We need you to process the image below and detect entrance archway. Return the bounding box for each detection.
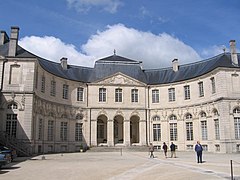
[130,115,140,144]
[97,115,107,145]
[114,115,124,144]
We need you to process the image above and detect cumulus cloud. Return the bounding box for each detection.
[200,45,228,58]
[66,0,123,13]
[19,24,203,69]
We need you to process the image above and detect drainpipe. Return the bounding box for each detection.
[0,58,8,92]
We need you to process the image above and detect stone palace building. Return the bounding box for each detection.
[0,27,240,155]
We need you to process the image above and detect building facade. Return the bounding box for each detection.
[0,27,240,154]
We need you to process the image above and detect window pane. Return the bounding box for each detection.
[152,90,159,103]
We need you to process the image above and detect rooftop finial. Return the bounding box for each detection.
[114,49,116,55]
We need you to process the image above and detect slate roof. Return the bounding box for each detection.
[0,43,239,85]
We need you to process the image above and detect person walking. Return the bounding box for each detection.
[149,143,154,158]
[195,141,203,163]
[170,142,176,158]
[162,142,168,158]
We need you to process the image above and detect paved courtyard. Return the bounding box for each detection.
[0,150,240,180]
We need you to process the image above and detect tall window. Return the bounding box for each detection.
[115,88,122,102]
[153,124,161,141]
[234,108,240,139]
[38,119,43,140]
[198,82,204,97]
[75,123,83,141]
[131,89,138,102]
[97,120,104,139]
[7,103,18,109]
[77,87,84,102]
[168,88,175,102]
[50,80,56,96]
[6,114,17,137]
[41,76,45,93]
[62,84,69,99]
[214,119,220,140]
[152,89,159,103]
[99,88,106,102]
[47,120,54,141]
[186,122,193,141]
[170,123,177,141]
[184,85,190,100]
[60,122,68,141]
[211,77,216,94]
[201,121,208,140]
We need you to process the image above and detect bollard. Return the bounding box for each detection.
[121,148,122,156]
[230,160,233,180]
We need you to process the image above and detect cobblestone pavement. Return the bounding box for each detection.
[0,151,240,180]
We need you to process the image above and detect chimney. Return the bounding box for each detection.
[60,57,68,70]
[172,58,179,72]
[8,26,20,57]
[0,31,9,45]
[229,40,238,66]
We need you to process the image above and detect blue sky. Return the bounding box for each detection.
[1,0,240,68]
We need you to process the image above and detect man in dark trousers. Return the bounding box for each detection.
[149,143,154,158]
[162,142,168,158]
[195,141,203,163]
[170,142,176,158]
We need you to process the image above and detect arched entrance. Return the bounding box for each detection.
[97,115,107,145]
[114,115,124,144]
[130,115,140,144]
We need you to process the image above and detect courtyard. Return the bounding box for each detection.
[0,151,240,180]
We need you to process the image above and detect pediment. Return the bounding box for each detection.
[94,72,146,86]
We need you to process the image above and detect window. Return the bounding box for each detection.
[77,87,84,101]
[233,107,240,114]
[201,121,208,140]
[62,84,69,99]
[185,113,192,120]
[47,120,54,141]
[214,119,220,140]
[41,76,45,93]
[200,111,207,118]
[170,123,177,141]
[97,120,104,139]
[234,117,240,139]
[38,119,43,140]
[99,88,106,102]
[60,122,68,141]
[152,116,160,121]
[152,89,159,103]
[202,145,208,151]
[198,82,204,97]
[215,144,220,152]
[75,123,83,141]
[131,89,138,102]
[7,103,18,109]
[211,77,216,94]
[184,85,190,100]
[153,124,161,141]
[115,88,122,102]
[186,122,193,141]
[6,114,17,137]
[186,145,193,150]
[168,88,175,102]
[50,80,56,96]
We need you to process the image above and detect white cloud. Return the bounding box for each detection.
[66,0,123,13]
[19,24,203,69]
[19,36,94,67]
[200,45,228,58]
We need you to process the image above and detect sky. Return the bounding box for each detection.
[1,0,240,69]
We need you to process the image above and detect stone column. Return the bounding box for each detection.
[124,119,130,146]
[91,119,97,146]
[107,119,114,146]
[139,119,147,145]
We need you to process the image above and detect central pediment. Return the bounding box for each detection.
[93,72,146,86]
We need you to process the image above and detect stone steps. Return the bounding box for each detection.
[89,146,149,152]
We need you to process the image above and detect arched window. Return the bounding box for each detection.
[169,114,177,120]
[185,113,192,120]
[7,103,18,109]
[200,111,206,118]
[233,107,240,114]
[212,109,218,116]
[76,114,83,120]
[152,116,160,121]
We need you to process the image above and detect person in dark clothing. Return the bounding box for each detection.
[170,142,176,158]
[162,142,168,158]
[149,143,154,158]
[195,141,203,163]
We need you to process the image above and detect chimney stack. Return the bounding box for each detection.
[0,31,9,45]
[229,40,238,66]
[8,26,20,57]
[60,57,68,70]
[172,58,179,72]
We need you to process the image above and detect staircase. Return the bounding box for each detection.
[0,131,32,157]
[89,146,149,152]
